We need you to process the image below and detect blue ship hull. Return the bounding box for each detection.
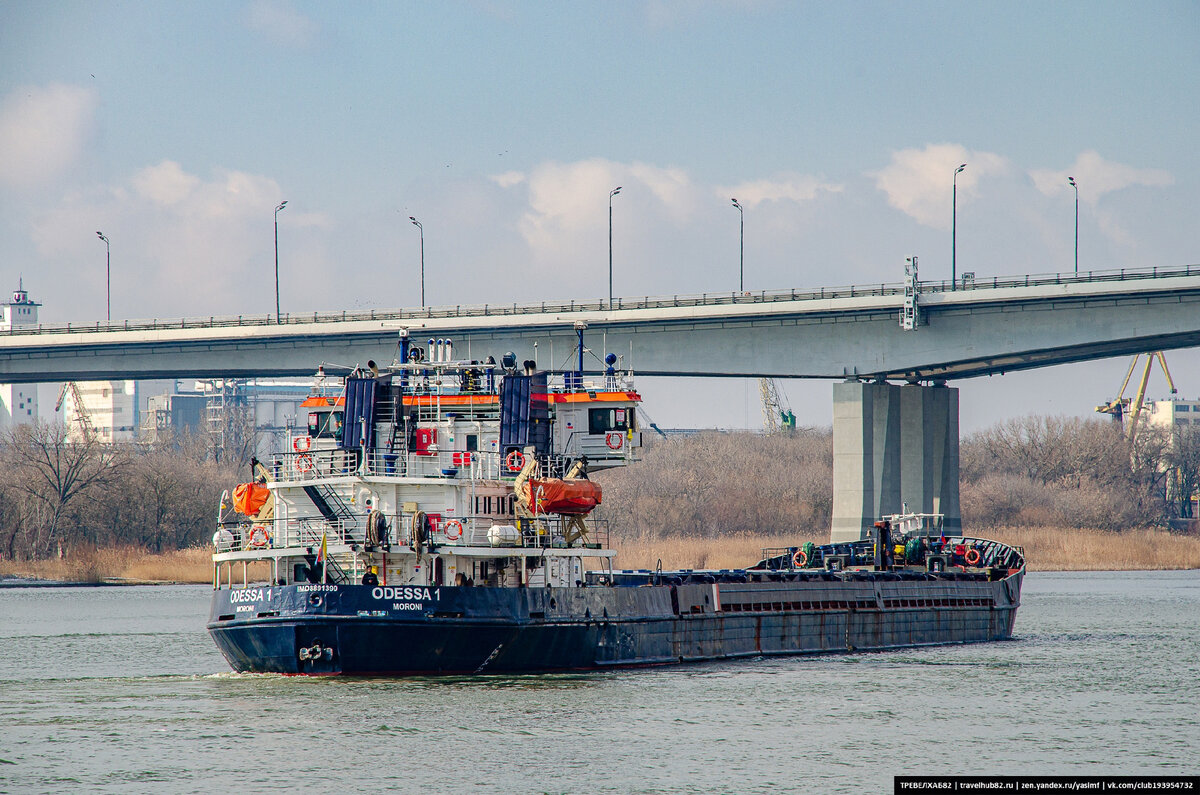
[207,572,1023,675]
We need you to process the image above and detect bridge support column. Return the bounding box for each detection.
[830,381,960,542]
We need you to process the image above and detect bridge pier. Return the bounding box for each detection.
[830,381,960,542]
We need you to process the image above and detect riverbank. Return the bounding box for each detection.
[2,526,1198,585]
[0,546,212,585]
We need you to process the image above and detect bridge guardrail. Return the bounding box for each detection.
[3,263,1197,338]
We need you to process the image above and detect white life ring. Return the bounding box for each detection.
[505,450,525,472]
[443,519,464,541]
[293,435,312,452]
[296,454,314,474]
[605,432,624,450]
[248,525,270,548]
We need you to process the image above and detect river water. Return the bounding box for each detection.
[1,571,1197,794]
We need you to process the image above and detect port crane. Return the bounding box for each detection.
[759,378,796,434]
[54,382,96,442]
[1095,352,1177,443]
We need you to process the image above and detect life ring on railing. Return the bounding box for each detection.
[605,432,624,450]
[293,435,312,452]
[792,549,808,568]
[443,519,464,541]
[248,525,270,548]
[965,548,982,566]
[297,454,314,474]
[505,451,525,472]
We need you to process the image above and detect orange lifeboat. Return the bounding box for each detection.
[523,478,602,515]
[232,483,270,515]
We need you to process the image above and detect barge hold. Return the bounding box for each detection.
[207,331,1024,675]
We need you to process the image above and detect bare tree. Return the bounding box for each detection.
[1,421,126,559]
[1165,425,1200,520]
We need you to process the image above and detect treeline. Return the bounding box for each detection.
[3,413,1197,561]
[597,417,1200,538]
[595,428,834,539]
[0,422,244,561]
[961,416,1199,530]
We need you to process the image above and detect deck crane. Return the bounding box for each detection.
[1094,352,1177,443]
[759,378,796,434]
[54,382,96,442]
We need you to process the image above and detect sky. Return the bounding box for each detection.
[1,0,1197,431]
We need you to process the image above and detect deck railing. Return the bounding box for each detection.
[7,263,1198,337]
[216,511,610,554]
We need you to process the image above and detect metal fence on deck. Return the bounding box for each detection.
[216,511,610,554]
[5,263,1197,337]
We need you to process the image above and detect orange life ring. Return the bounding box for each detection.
[792,549,808,568]
[505,451,525,472]
[248,525,270,548]
[293,435,312,452]
[965,548,982,566]
[297,454,314,474]
[443,519,464,541]
[606,432,624,450]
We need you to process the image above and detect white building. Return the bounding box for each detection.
[64,380,139,443]
[0,282,41,430]
[1144,398,1200,432]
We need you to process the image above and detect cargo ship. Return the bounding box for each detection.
[207,329,1024,675]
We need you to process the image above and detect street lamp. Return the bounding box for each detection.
[95,231,110,321]
[731,198,743,293]
[952,163,966,290]
[409,216,424,307]
[1067,176,1078,275]
[274,200,287,323]
[609,186,621,309]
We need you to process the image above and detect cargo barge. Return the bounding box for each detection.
[207,330,1024,675]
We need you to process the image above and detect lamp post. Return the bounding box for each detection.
[409,216,424,307]
[731,198,743,293]
[274,200,287,323]
[95,231,110,321]
[608,186,621,309]
[952,163,966,290]
[1067,176,1078,275]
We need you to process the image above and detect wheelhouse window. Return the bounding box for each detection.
[588,407,633,434]
[308,410,344,440]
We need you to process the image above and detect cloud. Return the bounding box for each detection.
[509,158,834,252]
[490,171,525,189]
[1029,150,1173,204]
[0,83,97,189]
[29,161,331,319]
[245,0,319,48]
[718,173,843,209]
[131,161,200,206]
[872,144,1008,229]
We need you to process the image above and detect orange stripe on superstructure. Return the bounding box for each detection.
[401,395,501,407]
[545,391,642,403]
[300,392,639,408]
[300,396,345,408]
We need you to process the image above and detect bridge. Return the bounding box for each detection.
[3,264,1198,543]
[0,265,1197,384]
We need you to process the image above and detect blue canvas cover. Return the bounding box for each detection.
[340,377,376,450]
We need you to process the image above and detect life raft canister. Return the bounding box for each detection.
[505,450,525,472]
[443,519,464,541]
[605,431,624,450]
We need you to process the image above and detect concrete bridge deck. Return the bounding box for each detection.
[1,264,1197,384]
